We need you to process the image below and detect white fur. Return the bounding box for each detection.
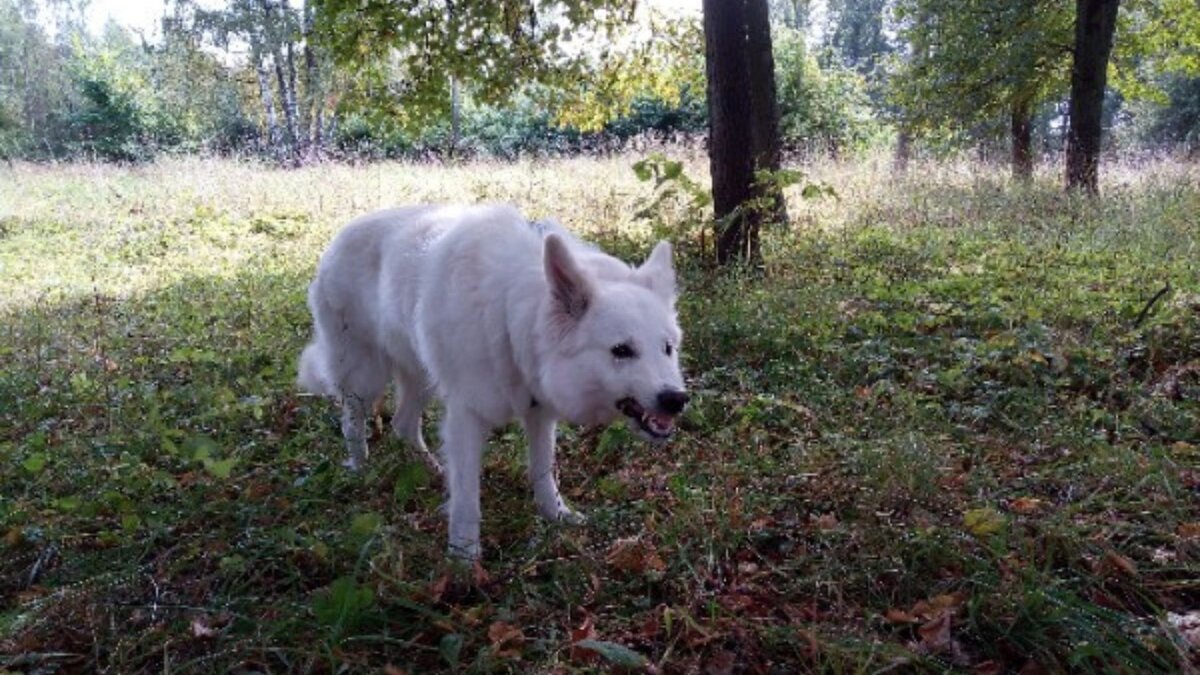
[298,204,685,559]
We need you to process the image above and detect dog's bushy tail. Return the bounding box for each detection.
[297,342,330,395]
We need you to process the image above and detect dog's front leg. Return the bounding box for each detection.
[442,406,488,560]
[522,407,586,525]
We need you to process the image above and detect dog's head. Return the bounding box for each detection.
[538,234,687,440]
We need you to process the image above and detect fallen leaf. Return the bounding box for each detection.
[638,608,662,641]
[488,621,525,658]
[1009,497,1045,514]
[963,507,1006,537]
[973,660,1004,675]
[885,608,918,624]
[1096,550,1139,578]
[1177,522,1200,539]
[918,613,953,652]
[570,614,599,663]
[383,666,408,675]
[910,592,966,620]
[606,537,666,575]
[813,513,839,531]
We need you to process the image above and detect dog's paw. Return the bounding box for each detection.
[341,456,363,472]
[540,501,586,526]
[447,539,481,561]
[558,506,587,526]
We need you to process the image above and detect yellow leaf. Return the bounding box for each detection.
[964,508,1006,537]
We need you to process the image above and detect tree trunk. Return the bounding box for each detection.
[1011,98,1033,181]
[253,47,280,154]
[264,0,299,164]
[704,0,782,266]
[450,76,461,157]
[894,127,911,173]
[746,0,788,226]
[285,25,300,156]
[1066,0,1119,194]
[704,0,757,265]
[302,1,322,157]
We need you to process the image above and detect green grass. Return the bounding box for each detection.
[1,154,1198,673]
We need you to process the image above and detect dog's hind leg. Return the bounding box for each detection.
[340,393,371,471]
[441,406,488,560]
[331,348,388,472]
[522,407,585,525]
[391,371,441,476]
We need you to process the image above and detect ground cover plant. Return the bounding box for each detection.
[1,154,1198,673]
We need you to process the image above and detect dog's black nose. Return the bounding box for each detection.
[657,389,689,415]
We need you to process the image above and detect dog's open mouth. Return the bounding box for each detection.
[617,398,676,439]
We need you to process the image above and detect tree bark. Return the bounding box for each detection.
[1066,0,1119,194]
[301,0,324,157]
[263,0,298,163]
[301,1,320,157]
[894,127,911,173]
[450,76,461,157]
[253,46,280,154]
[746,0,788,226]
[704,0,783,266]
[1011,98,1033,181]
[704,0,756,265]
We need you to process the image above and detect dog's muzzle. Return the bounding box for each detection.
[617,389,689,440]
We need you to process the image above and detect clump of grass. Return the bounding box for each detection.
[1,154,1197,672]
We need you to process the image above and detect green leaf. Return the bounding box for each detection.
[963,507,1006,537]
[312,576,375,630]
[439,632,464,668]
[351,512,383,538]
[574,640,648,668]
[632,159,652,181]
[392,463,429,506]
[22,452,47,474]
[662,160,683,181]
[185,435,219,462]
[203,458,236,479]
[52,496,82,512]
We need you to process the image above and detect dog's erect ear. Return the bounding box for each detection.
[636,240,676,302]
[544,234,592,319]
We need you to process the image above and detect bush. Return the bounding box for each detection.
[774,28,886,155]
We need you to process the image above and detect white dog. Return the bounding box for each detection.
[298,204,687,559]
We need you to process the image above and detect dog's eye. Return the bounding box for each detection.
[611,343,636,359]
[664,342,674,356]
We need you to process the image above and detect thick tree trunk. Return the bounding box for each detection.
[1012,98,1033,181]
[704,0,782,266]
[704,0,756,265]
[746,0,788,226]
[1066,0,1119,194]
